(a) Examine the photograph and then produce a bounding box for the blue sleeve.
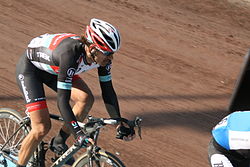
[212,115,230,150]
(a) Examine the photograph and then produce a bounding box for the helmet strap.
[90,49,96,60]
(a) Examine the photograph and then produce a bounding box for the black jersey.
[26,33,112,90]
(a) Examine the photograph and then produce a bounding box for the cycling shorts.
[16,54,80,112]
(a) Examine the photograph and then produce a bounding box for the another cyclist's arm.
[98,62,121,118]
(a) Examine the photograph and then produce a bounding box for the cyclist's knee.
[79,92,94,106]
[75,92,94,111]
[31,122,51,140]
[73,95,94,121]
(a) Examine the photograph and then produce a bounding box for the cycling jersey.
[26,33,109,86]
[212,111,250,151]
[16,33,120,139]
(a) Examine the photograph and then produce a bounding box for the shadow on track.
[0,93,230,132]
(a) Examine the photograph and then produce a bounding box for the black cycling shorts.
[16,54,80,112]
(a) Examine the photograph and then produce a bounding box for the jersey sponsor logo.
[106,63,112,72]
[67,68,75,77]
[70,120,79,129]
[37,52,50,61]
[228,130,250,149]
[34,97,46,102]
[213,116,229,130]
[18,74,31,103]
[65,68,75,83]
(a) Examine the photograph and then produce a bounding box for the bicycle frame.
[0,112,141,167]
[0,113,104,167]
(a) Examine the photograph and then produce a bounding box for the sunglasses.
[95,47,114,56]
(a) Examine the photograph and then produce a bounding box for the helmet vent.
[113,33,119,47]
[94,36,105,47]
[100,29,115,49]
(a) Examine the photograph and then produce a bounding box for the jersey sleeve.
[98,62,121,118]
[56,43,83,138]
[98,61,112,82]
[57,50,78,90]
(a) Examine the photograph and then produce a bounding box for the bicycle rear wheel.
[73,150,125,167]
[0,108,30,166]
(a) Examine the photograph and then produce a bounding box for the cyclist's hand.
[116,123,135,141]
[76,134,94,147]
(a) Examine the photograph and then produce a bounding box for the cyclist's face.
[91,49,113,66]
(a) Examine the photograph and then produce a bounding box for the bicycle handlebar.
[86,115,142,127]
[43,114,142,139]
[85,115,143,139]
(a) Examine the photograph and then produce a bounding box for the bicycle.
[0,108,142,167]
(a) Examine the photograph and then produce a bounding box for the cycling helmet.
[85,18,121,55]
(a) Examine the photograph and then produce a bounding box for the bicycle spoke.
[0,119,7,143]
[4,119,10,147]
[91,159,115,167]
[12,135,25,151]
[11,121,18,144]
[11,122,22,147]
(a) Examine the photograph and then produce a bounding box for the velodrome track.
[1,0,250,166]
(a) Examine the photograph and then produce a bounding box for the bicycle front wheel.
[73,150,126,167]
[0,108,30,166]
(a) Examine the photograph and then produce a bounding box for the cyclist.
[15,18,135,167]
[208,111,250,167]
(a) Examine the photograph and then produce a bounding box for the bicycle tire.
[72,150,126,167]
[0,108,30,166]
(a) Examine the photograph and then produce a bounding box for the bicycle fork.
[85,145,102,167]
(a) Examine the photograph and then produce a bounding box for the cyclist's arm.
[56,46,83,138]
[98,62,121,118]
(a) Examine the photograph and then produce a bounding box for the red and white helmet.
[85,18,121,55]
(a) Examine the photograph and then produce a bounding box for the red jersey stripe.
[49,34,78,50]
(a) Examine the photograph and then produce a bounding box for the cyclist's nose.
[107,54,113,61]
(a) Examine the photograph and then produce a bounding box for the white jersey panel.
[228,130,250,149]
[75,59,100,74]
[28,34,58,48]
[31,61,57,75]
